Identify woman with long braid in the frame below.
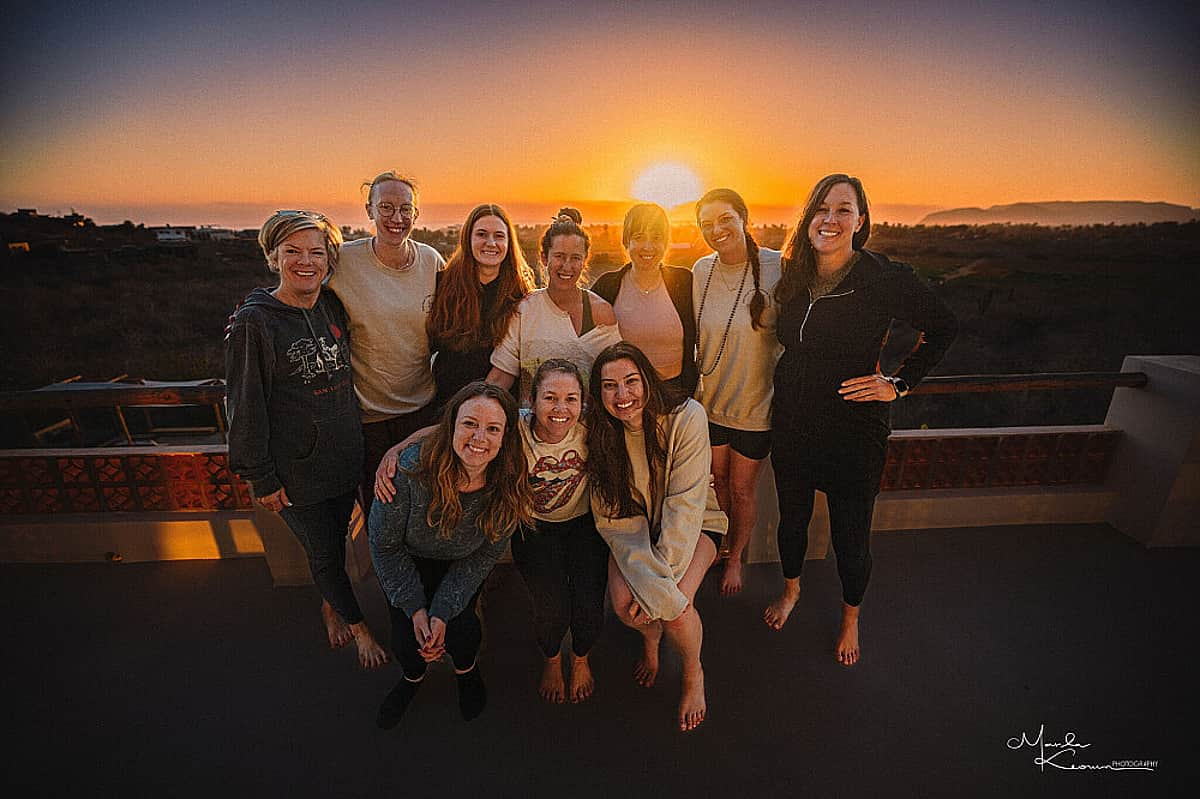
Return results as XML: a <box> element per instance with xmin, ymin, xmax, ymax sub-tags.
<box><xmin>691</xmin><ymin>189</ymin><xmax>783</xmax><ymax>595</ymax></box>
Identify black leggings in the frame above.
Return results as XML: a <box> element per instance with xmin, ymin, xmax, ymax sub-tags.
<box><xmin>510</xmin><ymin>513</ymin><xmax>609</xmax><ymax>658</ymax></box>
<box><xmin>279</xmin><ymin>488</ymin><xmax>364</xmax><ymax>625</ymax></box>
<box><xmin>773</xmin><ymin>463</ymin><xmax>877</xmax><ymax>608</ymax></box>
<box><xmin>388</xmin><ymin>557</ymin><xmax>483</xmax><ymax>679</ymax></box>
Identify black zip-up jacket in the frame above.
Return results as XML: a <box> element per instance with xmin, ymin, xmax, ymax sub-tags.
<box><xmin>773</xmin><ymin>249</ymin><xmax>958</xmax><ymax>443</ymax></box>
<box><xmin>225</xmin><ymin>288</ymin><xmax>363</xmax><ymax>505</ymax></box>
<box><xmin>591</xmin><ymin>262</ymin><xmax>698</xmax><ymax>395</ymax></box>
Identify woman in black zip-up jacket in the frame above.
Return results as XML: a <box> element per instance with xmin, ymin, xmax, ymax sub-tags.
<box><xmin>226</xmin><ymin>210</ymin><xmax>388</xmax><ymax>670</ymax></box>
<box><xmin>764</xmin><ymin>174</ymin><xmax>958</xmax><ymax>666</ymax></box>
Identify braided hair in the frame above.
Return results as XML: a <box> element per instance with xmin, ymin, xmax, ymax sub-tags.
<box><xmin>696</xmin><ymin>188</ymin><xmax>766</xmax><ymax>330</ymax></box>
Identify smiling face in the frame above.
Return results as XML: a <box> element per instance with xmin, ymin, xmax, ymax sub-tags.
<box><xmin>807</xmin><ymin>181</ymin><xmax>865</xmax><ymax>264</ymax></box>
<box><xmin>367</xmin><ymin>179</ymin><xmax>418</xmax><ymax>249</ymax></box>
<box><xmin>626</xmin><ymin>227</ymin><xmax>666</xmax><ymax>272</ymax></box>
<box><xmin>452</xmin><ymin>396</ymin><xmax>507</xmax><ymax>474</ymax></box>
<box><xmin>599</xmin><ymin>358</ymin><xmax>646</xmax><ymax>431</ymax></box>
<box><xmin>532</xmin><ymin>371</ymin><xmax>583</xmax><ymax>443</ymax></box>
<box><xmin>271</xmin><ymin>228</ymin><xmax>329</xmax><ymax>304</ymax></box>
<box><xmin>471</xmin><ymin>214</ymin><xmax>509</xmax><ymax>280</ymax></box>
<box><xmin>698</xmin><ymin>200</ymin><xmax>747</xmax><ymax>262</ymax></box>
<box><xmin>543</xmin><ymin>233</ymin><xmax>587</xmax><ymax>291</ymax></box>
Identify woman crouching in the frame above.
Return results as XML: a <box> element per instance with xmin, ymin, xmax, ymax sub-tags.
<box><xmin>587</xmin><ymin>342</ymin><xmax>727</xmax><ymax>732</ymax></box>
<box><xmin>369</xmin><ymin>381</ymin><xmax>531</xmax><ymax>727</ymax></box>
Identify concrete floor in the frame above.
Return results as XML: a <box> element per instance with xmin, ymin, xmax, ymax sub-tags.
<box><xmin>7</xmin><ymin>523</ymin><xmax>1192</xmax><ymax>797</ymax></box>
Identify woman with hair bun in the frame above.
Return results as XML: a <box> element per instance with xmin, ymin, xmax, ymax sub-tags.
<box><xmin>226</xmin><ymin>210</ymin><xmax>389</xmax><ymax>670</ymax></box>
<box><xmin>487</xmin><ymin>207</ymin><xmax>621</xmax><ymax>403</ymax></box>
<box><xmin>692</xmin><ymin>189</ymin><xmax>784</xmax><ymax>596</ymax></box>
<box><xmin>592</xmin><ymin>203</ymin><xmax>698</xmax><ymax>394</ymax></box>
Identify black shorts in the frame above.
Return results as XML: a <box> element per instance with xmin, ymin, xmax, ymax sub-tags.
<box><xmin>708</xmin><ymin>422</ymin><xmax>771</xmax><ymax>460</ymax></box>
<box><xmin>702</xmin><ymin>529</ymin><xmax>725</xmax><ymax>552</ymax></box>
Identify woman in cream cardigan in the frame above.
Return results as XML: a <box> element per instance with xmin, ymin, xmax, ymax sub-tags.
<box><xmin>586</xmin><ymin>342</ymin><xmax>727</xmax><ymax>732</ymax></box>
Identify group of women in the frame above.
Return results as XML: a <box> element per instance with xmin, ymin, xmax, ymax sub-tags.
<box><xmin>225</xmin><ymin>171</ymin><xmax>958</xmax><ymax>733</ymax></box>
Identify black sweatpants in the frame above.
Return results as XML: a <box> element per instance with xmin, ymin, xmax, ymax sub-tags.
<box><xmin>388</xmin><ymin>556</ymin><xmax>484</xmax><ymax>679</ymax></box>
<box><xmin>510</xmin><ymin>513</ymin><xmax>609</xmax><ymax>658</ymax></box>
<box><xmin>772</xmin><ymin>447</ymin><xmax>879</xmax><ymax>608</ymax></box>
<box><xmin>279</xmin><ymin>488</ymin><xmax>364</xmax><ymax>624</ymax></box>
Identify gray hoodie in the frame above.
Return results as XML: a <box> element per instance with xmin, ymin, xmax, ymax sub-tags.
<box><xmin>225</xmin><ymin>287</ymin><xmax>363</xmax><ymax>506</ymax></box>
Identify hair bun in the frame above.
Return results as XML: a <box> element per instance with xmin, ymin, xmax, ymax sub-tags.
<box><xmin>555</xmin><ymin>207</ymin><xmax>583</xmax><ymax>225</ymax></box>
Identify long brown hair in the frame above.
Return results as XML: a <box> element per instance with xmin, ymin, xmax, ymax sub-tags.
<box><xmin>696</xmin><ymin>188</ymin><xmax>766</xmax><ymax>329</ymax></box>
<box><xmin>585</xmin><ymin>342</ymin><xmax>686</xmax><ymax>519</ymax></box>
<box><xmin>426</xmin><ymin>204</ymin><xmax>533</xmax><ymax>351</ymax></box>
<box><xmin>775</xmin><ymin>174</ymin><xmax>871</xmax><ymax>307</ymax></box>
<box><xmin>407</xmin><ymin>381</ymin><xmax>532</xmax><ymax>542</ymax></box>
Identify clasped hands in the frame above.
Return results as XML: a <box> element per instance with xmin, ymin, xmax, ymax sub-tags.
<box><xmin>411</xmin><ymin>608</ymin><xmax>447</xmax><ymax>662</ymax></box>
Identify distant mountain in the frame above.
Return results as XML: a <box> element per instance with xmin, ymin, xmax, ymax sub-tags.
<box><xmin>919</xmin><ymin>201</ymin><xmax>1199</xmax><ymax>226</ymax></box>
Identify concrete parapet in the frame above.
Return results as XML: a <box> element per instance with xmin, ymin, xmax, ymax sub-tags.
<box><xmin>1104</xmin><ymin>355</ymin><xmax>1200</xmax><ymax>547</ymax></box>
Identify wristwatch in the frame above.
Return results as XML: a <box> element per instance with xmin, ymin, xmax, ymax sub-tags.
<box><xmin>885</xmin><ymin>375</ymin><xmax>910</xmax><ymax>398</ymax></box>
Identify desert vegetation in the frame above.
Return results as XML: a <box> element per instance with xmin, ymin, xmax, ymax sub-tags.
<box><xmin>3</xmin><ymin>212</ymin><xmax>1197</xmax><ymax>430</ymax></box>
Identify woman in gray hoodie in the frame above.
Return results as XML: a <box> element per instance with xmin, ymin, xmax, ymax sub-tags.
<box><xmin>226</xmin><ymin>210</ymin><xmax>388</xmax><ymax>670</ymax></box>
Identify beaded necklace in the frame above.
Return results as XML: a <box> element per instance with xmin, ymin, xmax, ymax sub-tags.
<box><xmin>696</xmin><ymin>254</ymin><xmax>750</xmax><ymax>378</ymax></box>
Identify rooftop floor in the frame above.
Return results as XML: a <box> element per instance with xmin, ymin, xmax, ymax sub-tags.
<box><xmin>9</xmin><ymin>523</ymin><xmax>1192</xmax><ymax>797</ymax></box>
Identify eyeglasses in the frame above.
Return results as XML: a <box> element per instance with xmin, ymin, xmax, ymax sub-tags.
<box><xmin>275</xmin><ymin>209</ymin><xmax>327</xmax><ymax>220</ymax></box>
<box><xmin>374</xmin><ymin>202</ymin><xmax>417</xmax><ymax>220</ymax></box>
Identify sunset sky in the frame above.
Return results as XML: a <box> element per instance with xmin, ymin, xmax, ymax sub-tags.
<box><xmin>1</xmin><ymin>1</ymin><xmax>1197</xmax><ymax>227</ymax></box>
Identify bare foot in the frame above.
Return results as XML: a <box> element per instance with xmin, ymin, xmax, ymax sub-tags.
<box><xmin>350</xmin><ymin>622</ymin><xmax>389</xmax><ymax>670</ymax></box>
<box><xmin>567</xmin><ymin>653</ymin><xmax>595</xmax><ymax>703</ymax></box>
<box><xmin>719</xmin><ymin>559</ymin><xmax>743</xmax><ymax>596</ymax></box>
<box><xmin>538</xmin><ymin>656</ymin><xmax>565</xmax><ymax>703</ymax></box>
<box><xmin>320</xmin><ymin>600</ymin><xmax>352</xmax><ymax>649</ymax></box>
<box><xmin>763</xmin><ymin>580</ymin><xmax>801</xmax><ymax>630</ymax></box>
<box><xmin>633</xmin><ymin>630</ymin><xmax>660</xmax><ymax>688</ymax></box>
<box><xmin>678</xmin><ymin>668</ymin><xmax>706</xmax><ymax>732</ymax></box>
<box><xmin>836</xmin><ymin>603</ymin><xmax>861</xmax><ymax>666</ymax></box>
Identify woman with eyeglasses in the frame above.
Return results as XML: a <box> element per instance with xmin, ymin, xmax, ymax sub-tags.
<box><xmin>328</xmin><ymin>171</ymin><xmax>445</xmax><ymax>515</ymax></box>
<box><xmin>226</xmin><ymin>210</ymin><xmax>389</xmax><ymax>669</ymax></box>
<box><xmin>691</xmin><ymin>189</ymin><xmax>784</xmax><ymax>596</ymax></box>
<box><xmin>591</xmin><ymin>203</ymin><xmax>698</xmax><ymax>395</ymax></box>
<box><xmin>586</xmin><ymin>342</ymin><xmax>727</xmax><ymax>732</ymax></box>
<box><xmin>766</xmin><ymin>174</ymin><xmax>958</xmax><ymax>666</ymax></box>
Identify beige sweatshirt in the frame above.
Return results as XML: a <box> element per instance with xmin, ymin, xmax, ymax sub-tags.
<box><xmin>592</xmin><ymin>399</ymin><xmax>728</xmax><ymax>621</ymax></box>
<box><xmin>691</xmin><ymin>248</ymin><xmax>783</xmax><ymax>431</ymax></box>
<box><xmin>328</xmin><ymin>238</ymin><xmax>443</xmax><ymax>422</ymax></box>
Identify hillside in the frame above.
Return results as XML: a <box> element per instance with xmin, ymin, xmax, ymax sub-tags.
<box><xmin>920</xmin><ymin>201</ymin><xmax>1198</xmax><ymax>226</ymax></box>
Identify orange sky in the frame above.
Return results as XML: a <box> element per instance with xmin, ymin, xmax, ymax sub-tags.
<box><xmin>1</xmin><ymin>2</ymin><xmax>1197</xmax><ymax>227</ymax></box>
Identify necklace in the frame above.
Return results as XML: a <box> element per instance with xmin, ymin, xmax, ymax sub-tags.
<box><xmin>696</xmin><ymin>253</ymin><xmax>750</xmax><ymax>378</ymax></box>
<box><xmin>631</xmin><ymin>266</ymin><xmax>663</xmax><ymax>295</ymax></box>
<box><xmin>376</xmin><ymin>238</ymin><xmax>416</xmax><ymax>273</ymax></box>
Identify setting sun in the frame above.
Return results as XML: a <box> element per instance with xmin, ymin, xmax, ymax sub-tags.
<box><xmin>631</xmin><ymin>162</ymin><xmax>703</xmax><ymax>210</ymax></box>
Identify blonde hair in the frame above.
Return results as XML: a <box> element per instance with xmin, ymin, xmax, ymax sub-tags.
<box><xmin>363</xmin><ymin>171</ymin><xmax>420</xmax><ymax>204</ymax></box>
<box><xmin>258</xmin><ymin>210</ymin><xmax>343</xmax><ymax>274</ymax></box>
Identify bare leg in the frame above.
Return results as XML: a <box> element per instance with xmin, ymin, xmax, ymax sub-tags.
<box><xmin>538</xmin><ymin>654</ymin><xmax>566</xmax><ymax>703</ymax></box>
<box><xmin>662</xmin><ymin>535</ymin><xmax>717</xmax><ymax>732</ymax></box>
<box><xmin>608</xmin><ymin>555</ymin><xmax>661</xmax><ymax>687</ymax></box>
<box><xmin>764</xmin><ymin>576</ymin><xmax>801</xmax><ymax>630</ymax></box>
<box><xmin>349</xmin><ymin>621</ymin><xmax>389</xmax><ymax>669</ymax></box>
<box><xmin>720</xmin><ymin>450</ymin><xmax>766</xmax><ymax>596</ymax></box>
<box><xmin>320</xmin><ymin>599</ymin><xmax>353</xmax><ymax>649</ymax></box>
<box><xmin>836</xmin><ymin>602</ymin><xmax>861</xmax><ymax>665</ymax></box>
<box><xmin>567</xmin><ymin>652</ymin><xmax>596</xmax><ymax>703</ymax></box>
